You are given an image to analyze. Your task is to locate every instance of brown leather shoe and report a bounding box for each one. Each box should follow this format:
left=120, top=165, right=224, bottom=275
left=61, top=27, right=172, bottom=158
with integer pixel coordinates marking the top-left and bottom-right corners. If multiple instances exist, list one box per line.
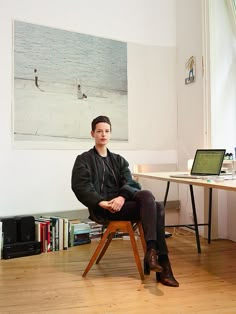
left=156, top=259, right=179, bottom=287
left=144, top=249, right=163, bottom=275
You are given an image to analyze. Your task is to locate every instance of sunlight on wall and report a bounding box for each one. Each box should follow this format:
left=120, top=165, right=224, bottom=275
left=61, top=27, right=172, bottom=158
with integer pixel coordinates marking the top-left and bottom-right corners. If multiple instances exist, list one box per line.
left=209, top=0, right=236, bottom=156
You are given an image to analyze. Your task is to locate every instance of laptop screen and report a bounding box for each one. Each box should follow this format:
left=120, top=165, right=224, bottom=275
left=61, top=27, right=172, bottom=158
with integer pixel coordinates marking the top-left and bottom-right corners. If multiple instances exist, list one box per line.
left=191, top=149, right=226, bottom=175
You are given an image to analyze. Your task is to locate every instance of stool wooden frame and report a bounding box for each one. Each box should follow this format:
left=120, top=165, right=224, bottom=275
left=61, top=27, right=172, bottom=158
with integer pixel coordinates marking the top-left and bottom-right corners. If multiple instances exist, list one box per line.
left=82, top=221, right=147, bottom=280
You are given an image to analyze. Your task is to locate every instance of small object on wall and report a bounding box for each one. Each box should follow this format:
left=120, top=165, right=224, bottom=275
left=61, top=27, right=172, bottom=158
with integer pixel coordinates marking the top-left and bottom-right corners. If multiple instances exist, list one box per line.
left=185, top=56, right=196, bottom=85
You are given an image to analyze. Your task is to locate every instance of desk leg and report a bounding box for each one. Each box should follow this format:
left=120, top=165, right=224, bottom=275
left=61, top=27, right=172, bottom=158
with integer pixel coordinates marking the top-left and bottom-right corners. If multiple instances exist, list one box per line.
left=163, top=181, right=170, bottom=207
left=208, top=188, right=212, bottom=244
left=189, top=185, right=201, bottom=254
left=164, top=181, right=171, bottom=238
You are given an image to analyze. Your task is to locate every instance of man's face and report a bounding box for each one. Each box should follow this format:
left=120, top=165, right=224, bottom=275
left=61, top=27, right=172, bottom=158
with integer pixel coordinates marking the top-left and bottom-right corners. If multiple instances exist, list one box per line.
left=91, top=122, right=111, bottom=146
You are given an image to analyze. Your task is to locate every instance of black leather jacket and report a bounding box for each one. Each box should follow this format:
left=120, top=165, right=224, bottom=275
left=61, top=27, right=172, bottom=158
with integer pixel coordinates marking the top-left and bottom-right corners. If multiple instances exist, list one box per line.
left=71, top=147, right=141, bottom=222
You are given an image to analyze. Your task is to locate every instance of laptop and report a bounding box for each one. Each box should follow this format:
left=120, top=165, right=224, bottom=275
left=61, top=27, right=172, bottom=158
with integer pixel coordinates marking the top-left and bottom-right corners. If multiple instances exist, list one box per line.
left=170, top=149, right=226, bottom=179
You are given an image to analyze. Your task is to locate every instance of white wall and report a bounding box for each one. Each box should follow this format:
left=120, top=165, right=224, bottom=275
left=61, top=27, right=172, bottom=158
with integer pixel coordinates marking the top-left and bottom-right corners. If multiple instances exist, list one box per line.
left=0, top=0, right=177, bottom=217
left=176, top=0, right=205, bottom=166
left=176, top=0, right=205, bottom=228
left=176, top=0, right=236, bottom=242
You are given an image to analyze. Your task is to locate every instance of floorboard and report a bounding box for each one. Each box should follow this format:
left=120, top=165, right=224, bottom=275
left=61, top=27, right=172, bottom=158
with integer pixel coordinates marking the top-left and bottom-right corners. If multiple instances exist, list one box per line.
left=0, top=229, right=236, bottom=313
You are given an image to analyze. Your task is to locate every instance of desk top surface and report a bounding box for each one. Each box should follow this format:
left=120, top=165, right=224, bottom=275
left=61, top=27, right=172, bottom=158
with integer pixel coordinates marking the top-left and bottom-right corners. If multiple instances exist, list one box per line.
left=132, top=171, right=236, bottom=192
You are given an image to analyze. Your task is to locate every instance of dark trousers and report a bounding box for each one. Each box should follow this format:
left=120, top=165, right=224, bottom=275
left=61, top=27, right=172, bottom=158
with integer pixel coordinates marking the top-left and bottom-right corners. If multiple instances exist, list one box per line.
left=97, top=190, right=168, bottom=255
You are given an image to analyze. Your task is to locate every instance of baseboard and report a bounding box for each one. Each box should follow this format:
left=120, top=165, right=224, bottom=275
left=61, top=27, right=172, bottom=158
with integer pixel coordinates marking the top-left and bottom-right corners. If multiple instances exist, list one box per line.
left=35, top=208, right=89, bottom=221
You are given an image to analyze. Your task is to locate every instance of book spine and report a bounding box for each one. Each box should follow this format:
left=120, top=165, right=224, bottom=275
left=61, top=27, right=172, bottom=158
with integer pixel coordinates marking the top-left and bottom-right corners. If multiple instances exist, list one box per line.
left=73, top=233, right=91, bottom=246
left=35, top=221, right=41, bottom=242
left=46, top=221, right=51, bottom=252
left=51, top=224, right=55, bottom=251
left=54, top=218, right=59, bottom=251
left=73, top=229, right=91, bottom=235
left=40, top=223, right=46, bottom=253
left=70, top=224, right=74, bottom=247
left=36, top=218, right=51, bottom=252
left=58, top=218, right=64, bottom=251
left=63, top=218, right=69, bottom=250
left=0, top=221, right=2, bottom=259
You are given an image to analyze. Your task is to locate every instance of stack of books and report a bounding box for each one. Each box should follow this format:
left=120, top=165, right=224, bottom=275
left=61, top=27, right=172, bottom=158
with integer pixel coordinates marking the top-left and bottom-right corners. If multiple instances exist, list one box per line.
left=69, top=220, right=91, bottom=246
left=84, top=219, right=103, bottom=241
left=35, top=217, right=94, bottom=253
left=83, top=219, right=134, bottom=241
left=35, top=216, right=69, bottom=252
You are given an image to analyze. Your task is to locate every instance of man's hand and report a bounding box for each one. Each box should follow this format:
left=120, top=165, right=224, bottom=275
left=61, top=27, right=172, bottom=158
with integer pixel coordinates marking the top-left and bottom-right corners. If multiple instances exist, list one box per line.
left=98, top=196, right=125, bottom=213
left=108, top=196, right=125, bottom=212
left=98, top=200, right=113, bottom=212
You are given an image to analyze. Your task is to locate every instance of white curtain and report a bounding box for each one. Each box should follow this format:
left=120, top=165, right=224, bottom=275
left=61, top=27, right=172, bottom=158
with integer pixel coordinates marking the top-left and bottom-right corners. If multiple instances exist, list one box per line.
left=225, top=0, right=236, bottom=36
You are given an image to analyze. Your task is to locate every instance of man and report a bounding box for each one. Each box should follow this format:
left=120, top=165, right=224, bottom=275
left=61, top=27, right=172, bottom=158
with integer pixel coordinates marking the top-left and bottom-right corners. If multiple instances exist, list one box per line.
left=72, top=116, right=179, bottom=287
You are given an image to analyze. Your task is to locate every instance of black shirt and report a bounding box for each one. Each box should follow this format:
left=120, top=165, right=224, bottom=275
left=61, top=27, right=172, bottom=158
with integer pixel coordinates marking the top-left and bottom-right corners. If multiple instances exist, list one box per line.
left=99, top=155, right=119, bottom=199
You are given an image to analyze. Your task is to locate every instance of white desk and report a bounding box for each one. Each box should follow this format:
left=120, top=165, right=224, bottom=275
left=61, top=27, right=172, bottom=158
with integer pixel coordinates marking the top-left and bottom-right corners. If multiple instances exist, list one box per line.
left=133, top=171, right=236, bottom=253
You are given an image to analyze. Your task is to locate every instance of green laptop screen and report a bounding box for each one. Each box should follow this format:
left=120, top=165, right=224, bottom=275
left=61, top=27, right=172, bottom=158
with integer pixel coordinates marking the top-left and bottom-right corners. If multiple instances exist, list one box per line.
left=191, top=150, right=225, bottom=175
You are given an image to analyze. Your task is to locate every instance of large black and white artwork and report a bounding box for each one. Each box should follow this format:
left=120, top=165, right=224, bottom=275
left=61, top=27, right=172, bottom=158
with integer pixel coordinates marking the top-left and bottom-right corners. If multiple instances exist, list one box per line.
left=13, top=21, right=128, bottom=145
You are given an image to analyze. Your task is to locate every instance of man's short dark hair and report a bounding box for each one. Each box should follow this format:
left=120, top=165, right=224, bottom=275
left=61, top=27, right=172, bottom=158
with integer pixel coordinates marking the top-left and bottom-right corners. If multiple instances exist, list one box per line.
left=91, top=116, right=112, bottom=131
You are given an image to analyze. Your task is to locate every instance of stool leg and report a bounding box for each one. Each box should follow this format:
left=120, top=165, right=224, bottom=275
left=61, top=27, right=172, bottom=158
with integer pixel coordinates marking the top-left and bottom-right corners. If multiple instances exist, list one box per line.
left=96, top=232, right=114, bottom=264
left=82, top=226, right=112, bottom=277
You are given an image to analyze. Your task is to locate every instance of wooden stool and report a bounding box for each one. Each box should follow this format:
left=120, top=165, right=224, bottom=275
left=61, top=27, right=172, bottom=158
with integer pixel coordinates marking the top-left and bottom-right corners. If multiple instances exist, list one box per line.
left=82, top=221, right=146, bottom=280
